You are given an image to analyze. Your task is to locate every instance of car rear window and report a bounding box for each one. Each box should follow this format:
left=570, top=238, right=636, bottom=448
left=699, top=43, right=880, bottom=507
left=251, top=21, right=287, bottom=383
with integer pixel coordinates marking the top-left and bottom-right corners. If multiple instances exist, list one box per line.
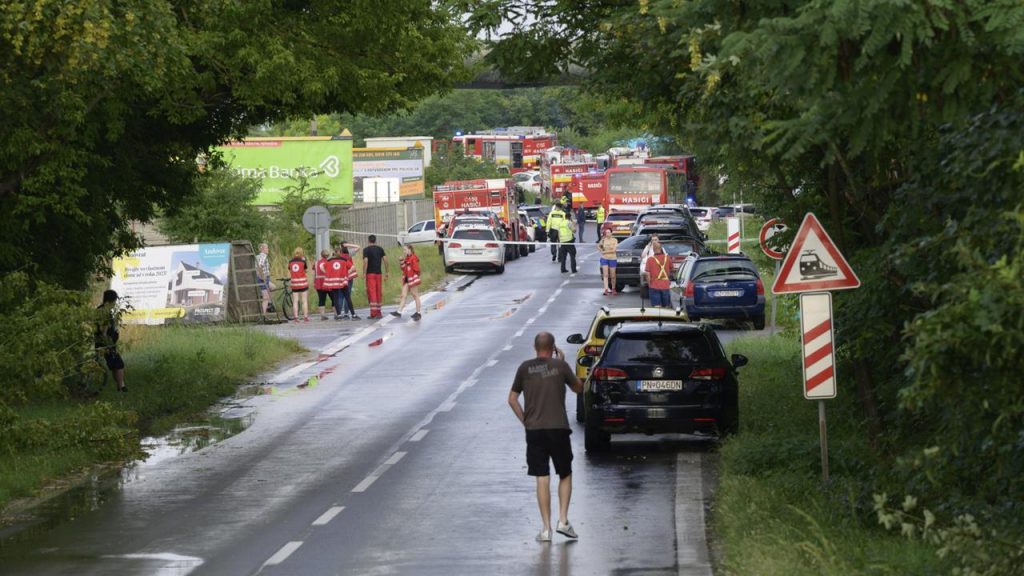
left=452, top=229, right=496, bottom=240
left=607, top=213, right=635, bottom=222
left=617, top=236, right=649, bottom=250
left=692, top=259, right=758, bottom=279
left=604, top=332, right=713, bottom=365
left=597, top=317, right=686, bottom=339
left=661, top=242, right=698, bottom=256
left=690, top=208, right=708, bottom=217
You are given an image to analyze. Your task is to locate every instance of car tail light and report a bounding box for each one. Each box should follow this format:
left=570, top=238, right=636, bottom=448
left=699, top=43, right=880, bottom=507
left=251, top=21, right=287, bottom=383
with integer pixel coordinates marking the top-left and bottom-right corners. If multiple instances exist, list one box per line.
left=604, top=417, right=626, bottom=424
left=592, top=367, right=628, bottom=381
left=693, top=417, right=716, bottom=423
left=449, top=242, right=462, bottom=248
left=583, top=345, right=603, bottom=356
left=484, top=242, right=500, bottom=248
left=684, top=282, right=694, bottom=298
left=689, top=367, right=726, bottom=380
left=756, top=278, right=764, bottom=295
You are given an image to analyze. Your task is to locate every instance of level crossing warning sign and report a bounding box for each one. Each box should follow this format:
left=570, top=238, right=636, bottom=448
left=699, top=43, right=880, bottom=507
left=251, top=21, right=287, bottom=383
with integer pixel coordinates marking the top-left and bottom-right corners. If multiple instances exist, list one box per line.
left=772, top=212, right=860, bottom=294
left=800, top=292, right=836, bottom=399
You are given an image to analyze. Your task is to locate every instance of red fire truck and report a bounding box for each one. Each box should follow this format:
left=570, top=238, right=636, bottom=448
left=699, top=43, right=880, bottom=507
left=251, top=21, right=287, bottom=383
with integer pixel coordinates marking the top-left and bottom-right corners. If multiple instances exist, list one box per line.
left=602, top=166, right=669, bottom=214
left=542, top=161, right=598, bottom=199
left=568, top=171, right=608, bottom=213
left=452, top=129, right=557, bottom=173
left=644, top=155, right=699, bottom=204
left=433, top=179, right=524, bottom=260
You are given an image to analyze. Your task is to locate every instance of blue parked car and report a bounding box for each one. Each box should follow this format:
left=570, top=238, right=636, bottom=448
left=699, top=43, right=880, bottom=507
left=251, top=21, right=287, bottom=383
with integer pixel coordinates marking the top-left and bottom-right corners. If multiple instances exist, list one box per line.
left=674, top=254, right=766, bottom=329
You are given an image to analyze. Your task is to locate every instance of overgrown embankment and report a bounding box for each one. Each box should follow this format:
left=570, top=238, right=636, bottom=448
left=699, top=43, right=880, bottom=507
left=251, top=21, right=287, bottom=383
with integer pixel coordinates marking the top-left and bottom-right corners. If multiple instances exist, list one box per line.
left=0, top=276, right=302, bottom=511
left=716, top=336, right=943, bottom=574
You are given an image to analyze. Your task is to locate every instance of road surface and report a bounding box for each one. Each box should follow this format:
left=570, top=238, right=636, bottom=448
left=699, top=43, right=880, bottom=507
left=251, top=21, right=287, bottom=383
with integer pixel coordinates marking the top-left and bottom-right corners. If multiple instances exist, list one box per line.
left=0, top=243, right=761, bottom=575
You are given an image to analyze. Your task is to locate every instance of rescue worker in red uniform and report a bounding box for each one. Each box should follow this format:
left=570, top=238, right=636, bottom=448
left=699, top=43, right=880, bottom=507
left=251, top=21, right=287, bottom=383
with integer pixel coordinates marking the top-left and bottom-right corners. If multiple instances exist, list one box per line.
left=288, top=247, right=310, bottom=322
left=323, top=250, right=349, bottom=319
left=314, top=249, right=334, bottom=320
left=391, top=244, right=422, bottom=321
left=339, top=244, right=360, bottom=320
left=643, top=238, right=672, bottom=308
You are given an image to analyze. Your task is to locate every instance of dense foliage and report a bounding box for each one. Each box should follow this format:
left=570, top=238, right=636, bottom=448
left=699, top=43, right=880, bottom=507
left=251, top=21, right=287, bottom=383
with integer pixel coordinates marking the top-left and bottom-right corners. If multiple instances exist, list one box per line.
left=0, top=0, right=473, bottom=287
left=158, top=168, right=269, bottom=247
left=471, top=0, right=1024, bottom=569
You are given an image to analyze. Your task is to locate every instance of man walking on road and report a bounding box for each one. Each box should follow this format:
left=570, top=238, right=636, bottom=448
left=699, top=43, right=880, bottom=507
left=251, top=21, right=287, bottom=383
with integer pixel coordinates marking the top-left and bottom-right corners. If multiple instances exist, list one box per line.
left=575, top=205, right=586, bottom=243
left=508, top=332, right=584, bottom=543
left=362, top=235, right=388, bottom=319
left=557, top=216, right=577, bottom=274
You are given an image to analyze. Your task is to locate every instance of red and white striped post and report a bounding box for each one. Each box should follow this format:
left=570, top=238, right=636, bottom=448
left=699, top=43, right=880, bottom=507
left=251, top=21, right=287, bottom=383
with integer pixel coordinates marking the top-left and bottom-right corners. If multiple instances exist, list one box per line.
left=726, top=218, right=741, bottom=253
left=800, top=292, right=835, bottom=482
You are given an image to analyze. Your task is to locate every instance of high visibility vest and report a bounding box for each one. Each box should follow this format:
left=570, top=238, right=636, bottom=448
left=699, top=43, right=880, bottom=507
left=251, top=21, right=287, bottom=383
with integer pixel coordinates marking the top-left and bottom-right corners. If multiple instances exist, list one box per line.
left=647, top=254, right=671, bottom=290
left=558, top=218, right=574, bottom=242
left=546, top=210, right=565, bottom=234
left=288, top=258, right=309, bottom=290
left=341, top=253, right=358, bottom=280
left=596, top=206, right=605, bottom=224
left=323, top=257, right=348, bottom=290
left=314, top=257, right=329, bottom=290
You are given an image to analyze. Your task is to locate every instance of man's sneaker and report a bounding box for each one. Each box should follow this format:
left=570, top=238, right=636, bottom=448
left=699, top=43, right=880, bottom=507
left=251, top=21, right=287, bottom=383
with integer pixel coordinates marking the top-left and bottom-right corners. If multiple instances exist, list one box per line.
left=390, top=311, right=401, bottom=318
left=350, top=314, right=361, bottom=320
left=556, top=521, right=578, bottom=539
left=535, top=529, right=552, bottom=543
left=411, top=312, right=421, bottom=321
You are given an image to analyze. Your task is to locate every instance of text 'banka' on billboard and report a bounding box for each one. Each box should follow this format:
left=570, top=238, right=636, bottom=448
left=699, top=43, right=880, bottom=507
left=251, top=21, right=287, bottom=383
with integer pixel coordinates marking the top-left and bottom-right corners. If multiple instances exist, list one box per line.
left=215, top=136, right=354, bottom=205
left=110, top=243, right=231, bottom=325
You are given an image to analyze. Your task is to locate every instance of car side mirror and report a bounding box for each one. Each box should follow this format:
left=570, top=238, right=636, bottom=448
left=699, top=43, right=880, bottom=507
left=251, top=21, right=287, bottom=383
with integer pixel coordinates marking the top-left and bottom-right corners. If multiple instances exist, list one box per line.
left=566, top=333, right=585, bottom=344
left=578, top=356, right=595, bottom=367
left=731, top=354, right=748, bottom=369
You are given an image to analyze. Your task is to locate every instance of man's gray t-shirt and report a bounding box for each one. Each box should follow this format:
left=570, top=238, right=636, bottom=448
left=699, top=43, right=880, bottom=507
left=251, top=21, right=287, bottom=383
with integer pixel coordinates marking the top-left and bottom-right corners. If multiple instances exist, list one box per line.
left=511, top=358, right=576, bottom=430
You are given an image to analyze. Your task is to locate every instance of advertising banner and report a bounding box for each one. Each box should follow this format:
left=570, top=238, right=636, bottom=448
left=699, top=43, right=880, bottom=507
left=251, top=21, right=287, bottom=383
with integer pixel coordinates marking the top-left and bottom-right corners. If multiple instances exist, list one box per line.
left=353, top=147, right=425, bottom=201
left=217, top=136, right=354, bottom=205
left=111, top=243, right=231, bottom=325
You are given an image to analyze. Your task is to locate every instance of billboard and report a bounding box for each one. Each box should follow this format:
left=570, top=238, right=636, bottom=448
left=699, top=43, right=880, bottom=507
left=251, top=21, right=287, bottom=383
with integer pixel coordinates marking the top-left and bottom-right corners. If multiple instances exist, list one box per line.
left=111, top=243, right=231, bottom=325
left=353, top=147, right=425, bottom=201
left=217, top=136, right=354, bottom=205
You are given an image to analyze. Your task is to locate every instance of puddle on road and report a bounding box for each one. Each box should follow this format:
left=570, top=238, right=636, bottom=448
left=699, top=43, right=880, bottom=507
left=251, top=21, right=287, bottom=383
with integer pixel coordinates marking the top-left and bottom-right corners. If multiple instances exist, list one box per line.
left=0, top=394, right=257, bottom=546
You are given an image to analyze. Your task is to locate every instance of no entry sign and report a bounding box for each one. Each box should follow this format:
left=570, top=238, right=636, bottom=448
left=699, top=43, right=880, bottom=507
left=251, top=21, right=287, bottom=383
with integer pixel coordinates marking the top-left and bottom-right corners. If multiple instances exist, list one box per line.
left=800, top=292, right=836, bottom=399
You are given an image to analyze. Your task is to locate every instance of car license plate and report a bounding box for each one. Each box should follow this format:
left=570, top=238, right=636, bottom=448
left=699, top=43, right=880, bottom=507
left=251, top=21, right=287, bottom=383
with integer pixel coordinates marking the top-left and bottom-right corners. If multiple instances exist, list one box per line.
left=714, top=290, right=743, bottom=297
left=647, top=408, right=668, bottom=419
left=639, top=380, right=683, bottom=391
left=618, top=256, right=632, bottom=263
left=464, top=249, right=482, bottom=255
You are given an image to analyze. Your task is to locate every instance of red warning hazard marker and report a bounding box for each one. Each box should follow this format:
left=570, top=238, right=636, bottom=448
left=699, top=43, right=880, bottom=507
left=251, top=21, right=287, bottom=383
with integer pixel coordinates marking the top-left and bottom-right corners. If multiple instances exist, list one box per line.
left=800, top=293, right=836, bottom=399
left=772, top=212, right=860, bottom=294
left=727, top=218, right=741, bottom=253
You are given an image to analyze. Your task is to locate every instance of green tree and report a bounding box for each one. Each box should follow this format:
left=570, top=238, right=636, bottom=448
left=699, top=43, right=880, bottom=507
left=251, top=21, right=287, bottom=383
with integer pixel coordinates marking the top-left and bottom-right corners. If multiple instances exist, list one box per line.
left=158, top=168, right=268, bottom=246
left=424, top=146, right=505, bottom=190
left=0, top=0, right=474, bottom=287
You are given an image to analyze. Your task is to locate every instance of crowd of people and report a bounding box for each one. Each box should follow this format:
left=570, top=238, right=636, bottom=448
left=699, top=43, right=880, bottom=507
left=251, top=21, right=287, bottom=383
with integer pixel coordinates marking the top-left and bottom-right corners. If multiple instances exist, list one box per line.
left=254, top=234, right=423, bottom=323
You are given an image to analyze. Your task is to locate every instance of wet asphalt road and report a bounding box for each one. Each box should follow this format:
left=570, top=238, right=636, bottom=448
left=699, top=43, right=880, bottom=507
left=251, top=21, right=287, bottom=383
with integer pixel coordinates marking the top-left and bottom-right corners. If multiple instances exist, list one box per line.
left=0, top=242, right=764, bottom=576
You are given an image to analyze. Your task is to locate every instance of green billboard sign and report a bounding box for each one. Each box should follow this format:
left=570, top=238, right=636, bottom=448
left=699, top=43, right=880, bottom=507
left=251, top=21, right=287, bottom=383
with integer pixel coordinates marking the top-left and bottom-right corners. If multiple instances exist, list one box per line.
left=217, top=136, right=354, bottom=205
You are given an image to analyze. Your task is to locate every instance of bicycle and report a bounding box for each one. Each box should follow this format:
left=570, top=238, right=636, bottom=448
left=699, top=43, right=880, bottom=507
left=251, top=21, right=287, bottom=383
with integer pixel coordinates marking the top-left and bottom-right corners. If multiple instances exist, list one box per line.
left=63, top=349, right=110, bottom=399
left=266, top=277, right=294, bottom=321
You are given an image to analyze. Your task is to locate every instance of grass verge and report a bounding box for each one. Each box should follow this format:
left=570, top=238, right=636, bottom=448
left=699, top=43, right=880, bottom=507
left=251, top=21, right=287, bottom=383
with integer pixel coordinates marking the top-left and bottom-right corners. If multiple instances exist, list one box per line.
left=0, top=326, right=302, bottom=511
left=348, top=244, right=447, bottom=311
left=715, top=336, right=942, bottom=574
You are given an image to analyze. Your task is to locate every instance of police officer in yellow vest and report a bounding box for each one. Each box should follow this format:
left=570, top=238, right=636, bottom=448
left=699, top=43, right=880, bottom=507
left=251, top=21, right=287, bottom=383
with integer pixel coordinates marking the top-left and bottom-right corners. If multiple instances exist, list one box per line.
left=595, top=205, right=605, bottom=242
left=546, top=205, right=567, bottom=262
left=557, top=216, right=577, bottom=274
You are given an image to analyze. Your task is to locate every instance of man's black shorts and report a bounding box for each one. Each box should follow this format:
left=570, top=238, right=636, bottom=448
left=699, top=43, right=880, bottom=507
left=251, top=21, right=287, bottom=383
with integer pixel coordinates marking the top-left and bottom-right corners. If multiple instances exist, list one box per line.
left=104, top=350, right=125, bottom=371
left=525, top=429, right=573, bottom=478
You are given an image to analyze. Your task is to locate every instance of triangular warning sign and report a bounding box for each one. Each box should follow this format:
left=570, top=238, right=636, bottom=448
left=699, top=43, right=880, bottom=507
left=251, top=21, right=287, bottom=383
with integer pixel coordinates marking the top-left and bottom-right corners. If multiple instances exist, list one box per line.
left=772, top=212, right=860, bottom=294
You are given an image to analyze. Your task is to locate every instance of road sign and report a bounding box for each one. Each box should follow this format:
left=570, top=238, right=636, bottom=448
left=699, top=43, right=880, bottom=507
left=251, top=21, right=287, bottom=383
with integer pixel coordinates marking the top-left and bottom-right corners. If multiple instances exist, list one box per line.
left=771, top=212, right=860, bottom=294
left=800, top=292, right=836, bottom=399
left=759, top=218, right=788, bottom=260
left=726, top=218, right=741, bottom=253
left=302, top=205, right=331, bottom=234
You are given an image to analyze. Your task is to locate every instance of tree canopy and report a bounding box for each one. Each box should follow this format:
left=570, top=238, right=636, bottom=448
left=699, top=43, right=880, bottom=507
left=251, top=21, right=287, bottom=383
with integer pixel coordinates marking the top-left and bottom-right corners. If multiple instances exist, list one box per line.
left=0, top=0, right=473, bottom=287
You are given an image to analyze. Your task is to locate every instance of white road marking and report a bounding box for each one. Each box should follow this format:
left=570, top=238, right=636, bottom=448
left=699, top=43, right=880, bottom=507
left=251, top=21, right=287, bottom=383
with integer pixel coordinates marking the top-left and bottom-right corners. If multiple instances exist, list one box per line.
left=321, top=325, right=378, bottom=356
left=410, top=429, right=429, bottom=442
left=312, top=506, right=345, bottom=526
left=526, top=318, right=535, bottom=325
left=380, top=316, right=394, bottom=325
left=352, top=452, right=407, bottom=493
left=503, top=344, right=513, bottom=351
left=263, top=541, right=303, bottom=567
left=270, top=362, right=316, bottom=384
left=560, top=279, right=571, bottom=287
left=486, top=359, right=498, bottom=367
left=538, top=306, right=548, bottom=314
left=514, top=328, right=525, bottom=337
left=553, top=288, right=563, bottom=297
left=439, top=401, right=456, bottom=412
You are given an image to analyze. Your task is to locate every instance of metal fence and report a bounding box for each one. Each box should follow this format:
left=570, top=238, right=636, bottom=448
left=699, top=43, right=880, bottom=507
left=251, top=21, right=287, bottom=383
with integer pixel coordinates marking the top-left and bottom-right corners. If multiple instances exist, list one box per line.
left=335, top=200, right=433, bottom=248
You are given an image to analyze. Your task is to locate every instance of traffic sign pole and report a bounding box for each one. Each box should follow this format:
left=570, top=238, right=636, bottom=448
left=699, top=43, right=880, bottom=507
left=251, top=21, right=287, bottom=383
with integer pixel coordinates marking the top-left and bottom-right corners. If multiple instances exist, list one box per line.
left=819, top=400, right=830, bottom=483
left=769, top=259, right=780, bottom=335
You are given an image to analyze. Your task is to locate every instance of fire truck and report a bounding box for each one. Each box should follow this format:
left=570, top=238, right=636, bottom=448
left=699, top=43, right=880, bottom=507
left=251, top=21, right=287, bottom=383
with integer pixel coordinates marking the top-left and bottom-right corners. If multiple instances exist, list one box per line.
left=452, top=128, right=556, bottom=173
left=567, top=171, right=608, bottom=214
left=541, top=161, right=598, bottom=199
left=602, top=166, right=669, bottom=214
left=644, top=155, right=699, bottom=204
left=432, top=179, right=524, bottom=261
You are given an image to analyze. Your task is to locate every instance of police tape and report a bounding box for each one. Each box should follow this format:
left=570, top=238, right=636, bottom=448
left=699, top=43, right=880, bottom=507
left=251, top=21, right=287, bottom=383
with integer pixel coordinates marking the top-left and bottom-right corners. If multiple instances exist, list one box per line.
left=328, top=228, right=734, bottom=248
